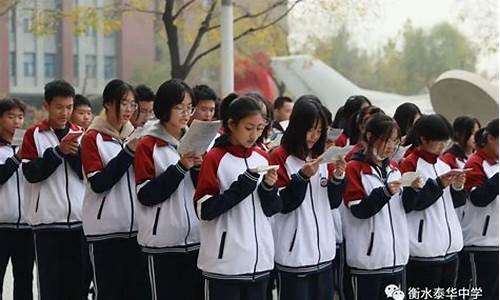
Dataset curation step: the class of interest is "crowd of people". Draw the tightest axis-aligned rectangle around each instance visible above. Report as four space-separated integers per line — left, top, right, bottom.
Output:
0 78 497 300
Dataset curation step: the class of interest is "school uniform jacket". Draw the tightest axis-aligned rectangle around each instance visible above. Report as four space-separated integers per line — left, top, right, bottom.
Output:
399 149 464 262
327 163 343 245
270 146 345 274
462 149 498 251
194 135 282 281
0 138 29 229
343 153 409 274
135 122 200 254
20 120 85 230
81 117 137 241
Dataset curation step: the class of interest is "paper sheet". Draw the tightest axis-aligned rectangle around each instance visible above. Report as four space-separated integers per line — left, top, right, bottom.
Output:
390 144 411 163
11 129 26 146
279 120 289 131
318 145 354 164
178 120 222 155
327 128 344 141
62 131 83 142
250 165 279 174
401 171 421 187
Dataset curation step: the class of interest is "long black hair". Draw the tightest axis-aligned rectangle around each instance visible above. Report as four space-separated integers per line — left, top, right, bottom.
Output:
451 116 481 149
408 114 452 146
393 102 421 137
474 118 499 148
281 95 328 159
102 79 136 118
362 114 400 163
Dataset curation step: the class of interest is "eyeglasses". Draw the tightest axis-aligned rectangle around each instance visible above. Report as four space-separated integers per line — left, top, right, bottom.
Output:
120 101 138 111
173 105 194 116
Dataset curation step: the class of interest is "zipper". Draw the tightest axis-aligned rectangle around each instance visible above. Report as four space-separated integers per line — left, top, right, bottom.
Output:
12 146 21 228
244 153 259 280
217 231 227 259
387 201 397 269
64 160 72 225
418 219 424 243
183 179 191 249
433 165 452 255
121 142 135 237
289 228 297 252
482 216 490 236
366 232 374 256
309 181 321 268
152 207 161 235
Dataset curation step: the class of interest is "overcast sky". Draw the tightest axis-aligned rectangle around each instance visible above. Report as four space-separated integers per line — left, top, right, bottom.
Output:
288 0 498 78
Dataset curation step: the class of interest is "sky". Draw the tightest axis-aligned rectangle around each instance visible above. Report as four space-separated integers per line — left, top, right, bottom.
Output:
287 0 498 78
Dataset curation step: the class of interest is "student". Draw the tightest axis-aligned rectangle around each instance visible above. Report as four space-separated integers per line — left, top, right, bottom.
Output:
194 95 281 300
272 96 294 133
247 92 274 152
440 116 481 291
192 84 218 122
71 94 93 130
81 79 148 300
0 98 34 300
20 80 87 300
270 96 345 300
462 119 498 300
399 114 466 291
342 114 410 300
393 102 422 140
335 95 371 147
344 106 385 162
132 84 155 128
134 79 203 299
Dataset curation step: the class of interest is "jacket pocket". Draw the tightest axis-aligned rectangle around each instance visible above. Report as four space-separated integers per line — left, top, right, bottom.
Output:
482 215 490 236
288 228 297 252
418 219 424 243
366 232 374 256
35 194 40 213
217 231 227 259
152 207 161 236
96 197 106 220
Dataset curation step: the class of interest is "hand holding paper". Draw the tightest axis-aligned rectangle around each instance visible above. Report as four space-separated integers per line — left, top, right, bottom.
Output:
250 165 279 174
318 145 354 164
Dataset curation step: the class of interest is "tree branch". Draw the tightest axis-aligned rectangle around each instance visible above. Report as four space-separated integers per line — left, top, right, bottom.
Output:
183 0 217 67
206 0 289 31
172 0 196 20
189 0 302 69
0 0 20 16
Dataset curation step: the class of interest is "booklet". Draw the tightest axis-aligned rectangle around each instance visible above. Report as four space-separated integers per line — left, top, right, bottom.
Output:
178 120 222 155
11 129 26 146
250 165 279 174
327 128 344 141
318 145 354 164
390 144 411 163
62 130 83 142
400 171 421 187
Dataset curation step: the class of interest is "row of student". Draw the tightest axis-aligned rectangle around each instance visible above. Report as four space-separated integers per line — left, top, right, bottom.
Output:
0 80 497 300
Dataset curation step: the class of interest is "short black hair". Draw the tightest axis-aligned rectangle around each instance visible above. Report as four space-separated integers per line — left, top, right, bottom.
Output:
44 80 75 103
154 79 193 122
102 79 136 117
193 84 218 107
74 94 92 109
341 95 372 135
135 84 155 103
411 114 452 145
363 114 400 163
393 102 422 137
332 106 344 128
281 95 328 159
0 97 26 116
452 116 480 149
475 118 499 148
273 96 293 110
224 95 265 134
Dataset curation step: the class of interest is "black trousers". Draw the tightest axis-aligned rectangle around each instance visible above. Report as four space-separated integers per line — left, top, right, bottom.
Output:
34 228 88 300
333 243 346 300
204 277 269 300
146 250 203 300
0 228 34 300
456 250 472 290
88 237 149 300
278 266 334 300
407 256 458 291
469 251 499 300
350 269 405 300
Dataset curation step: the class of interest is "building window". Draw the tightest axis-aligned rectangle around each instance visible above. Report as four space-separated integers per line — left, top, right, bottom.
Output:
23 52 36 77
104 56 116 79
85 55 97 78
9 52 16 78
44 53 57 78
23 18 31 33
74 54 79 79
